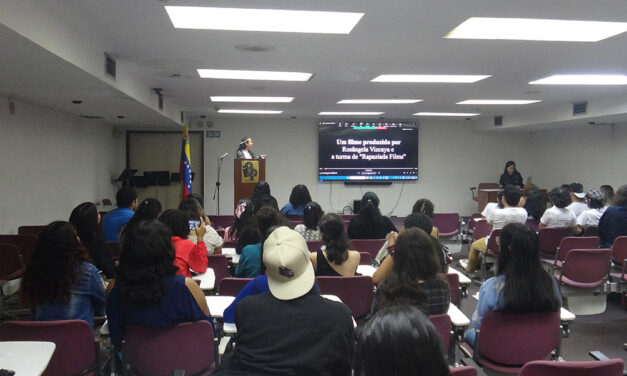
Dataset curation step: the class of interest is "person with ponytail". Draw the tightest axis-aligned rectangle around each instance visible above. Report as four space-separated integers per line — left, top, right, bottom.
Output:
69 202 115 279
348 192 397 239
310 213 360 276
294 201 324 241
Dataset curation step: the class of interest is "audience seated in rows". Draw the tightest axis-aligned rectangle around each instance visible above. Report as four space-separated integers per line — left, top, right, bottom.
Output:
348 192 397 239
102 186 137 241
69 202 115 279
372 227 450 316
281 184 312 218
598 184 627 248
311 213 360 276
158 209 208 278
20 221 105 327
465 223 561 347
356 305 450 376
294 201 324 240
106 220 211 347
179 196 223 254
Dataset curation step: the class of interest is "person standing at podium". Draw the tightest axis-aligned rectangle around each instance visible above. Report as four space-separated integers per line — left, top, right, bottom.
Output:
499 160 524 188
236 137 265 159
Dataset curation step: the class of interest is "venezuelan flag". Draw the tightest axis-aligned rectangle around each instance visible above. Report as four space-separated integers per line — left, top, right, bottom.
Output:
180 124 192 200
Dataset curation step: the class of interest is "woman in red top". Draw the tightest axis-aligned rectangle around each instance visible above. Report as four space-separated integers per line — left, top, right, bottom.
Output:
159 209 208 277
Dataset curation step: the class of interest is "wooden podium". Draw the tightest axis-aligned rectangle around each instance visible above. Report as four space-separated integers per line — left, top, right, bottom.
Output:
478 189 500 212
234 158 266 209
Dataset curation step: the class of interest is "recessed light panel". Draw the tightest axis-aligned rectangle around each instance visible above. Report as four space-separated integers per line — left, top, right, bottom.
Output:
446 17 627 42
318 112 384 115
371 75 490 83
198 69 312 81
165 6 364 34
337 99 422 104
218 109 283 114
530 75 627 85
457 100 541 105
211 96 294 103
414 112 480 116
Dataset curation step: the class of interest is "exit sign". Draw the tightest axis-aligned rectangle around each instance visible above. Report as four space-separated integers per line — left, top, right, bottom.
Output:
206 131 221 138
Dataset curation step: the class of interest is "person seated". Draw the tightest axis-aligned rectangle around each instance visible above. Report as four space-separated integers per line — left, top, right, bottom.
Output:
281 184 312 218
499 160 524 189
250 181 279 214
466 186 528 273
101 186 137 241
310 213 360 276
69 202 115 279
573 189 606 235
179 196 223 254
523 188 546 232
224 199 255 241
567 182 588 218
294 201 324 241
158 209 208 277
540 187 577 228
355 305 450 376
600 184 614 207
348 192 397 239
120 197 162 240
598 184 627 248
411 198 439 238
465 223 561 348
372 228 450 316
20 221 105 327
214 227 354 376
105 220 211 347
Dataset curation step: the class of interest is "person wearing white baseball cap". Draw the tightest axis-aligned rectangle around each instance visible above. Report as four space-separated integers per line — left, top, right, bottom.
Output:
215 226 354 376
567 182 588 217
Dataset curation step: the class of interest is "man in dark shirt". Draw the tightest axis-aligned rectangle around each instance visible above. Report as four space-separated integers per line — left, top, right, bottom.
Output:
598 184 627 248
220 226 355 376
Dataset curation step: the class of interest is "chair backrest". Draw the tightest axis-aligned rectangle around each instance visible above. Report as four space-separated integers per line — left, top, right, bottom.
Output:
525 218 540 233
219 277 252 296
315 276 374 319
306 240 322 252
207 255 229 288
222 240 237 248
562 249 612 287
17 225 46 236
612 236 627 266
349 239 386 258
124 321 215 376
468 213 483 232
429 314 452 355
486 229 502 255
450 366 478 376
432 213 460 237
106 241 121 261
583 226 598 236
290 219 303 229
478 310 560 368
0 243 24 280
208 215 235 230
0 320 97 376
538 227 572 256
445 273 460 306
338 214 354 221
473 220 492 241
557 236 600 261
520 359 624 376
359 252 371 265
0 234 37 266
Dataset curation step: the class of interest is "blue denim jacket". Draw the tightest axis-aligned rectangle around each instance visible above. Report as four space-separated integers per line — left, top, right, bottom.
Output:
35 262 106 327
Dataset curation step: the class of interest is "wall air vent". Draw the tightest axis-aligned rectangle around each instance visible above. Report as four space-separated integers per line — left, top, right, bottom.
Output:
105 53 116 79
494 116 503 126
573 101 587 116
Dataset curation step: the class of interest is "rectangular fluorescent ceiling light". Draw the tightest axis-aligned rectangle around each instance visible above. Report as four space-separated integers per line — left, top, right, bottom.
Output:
414 112 480 117
318 112 384 115
371 75 490 83
446 17 627 42
530 74 627 85
211 96 294 103
337 99 422 104
457 100 541 105
198 69 312 81
218 109 283 114
165 6 364 34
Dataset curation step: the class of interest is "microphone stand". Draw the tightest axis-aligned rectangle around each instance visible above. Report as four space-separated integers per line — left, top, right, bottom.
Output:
213 155 226 214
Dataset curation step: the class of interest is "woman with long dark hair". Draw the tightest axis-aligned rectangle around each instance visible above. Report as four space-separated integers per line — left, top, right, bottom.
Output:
311 213 359 276
499 160 524 188
281 184 312 218
20 221 105 327
178 196 223 254
294 201 324 241
465 223 561 347
69 202 115 279
348 192 397 239
159 209 208 277
225 198 255 241
124 198 162 230
356 305 450 376
105 220 211 347
373 228 450 315
250 181 278 213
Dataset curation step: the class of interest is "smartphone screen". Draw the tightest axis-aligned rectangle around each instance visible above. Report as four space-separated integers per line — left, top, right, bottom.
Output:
189 220 200 230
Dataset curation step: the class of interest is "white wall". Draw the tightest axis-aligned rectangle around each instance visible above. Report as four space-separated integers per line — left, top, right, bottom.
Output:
202 118 533 218
0 96 124 233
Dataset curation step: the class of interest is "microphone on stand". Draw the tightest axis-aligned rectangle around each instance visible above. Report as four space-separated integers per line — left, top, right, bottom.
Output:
219 152 229 159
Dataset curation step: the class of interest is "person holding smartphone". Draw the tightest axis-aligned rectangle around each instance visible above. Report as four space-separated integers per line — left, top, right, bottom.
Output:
159 209 208 277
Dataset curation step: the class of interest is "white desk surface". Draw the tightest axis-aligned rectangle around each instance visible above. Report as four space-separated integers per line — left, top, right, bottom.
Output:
193 268 216 291
447 304 470 327
479 188 501 192
471 293 576 322
447 267 471 285
356 265 376 277
1 278 21 296
0 341 56 376
221 248 240 264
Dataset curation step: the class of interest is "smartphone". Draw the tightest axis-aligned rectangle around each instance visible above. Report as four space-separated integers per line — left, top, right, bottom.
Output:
189 220 200 230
